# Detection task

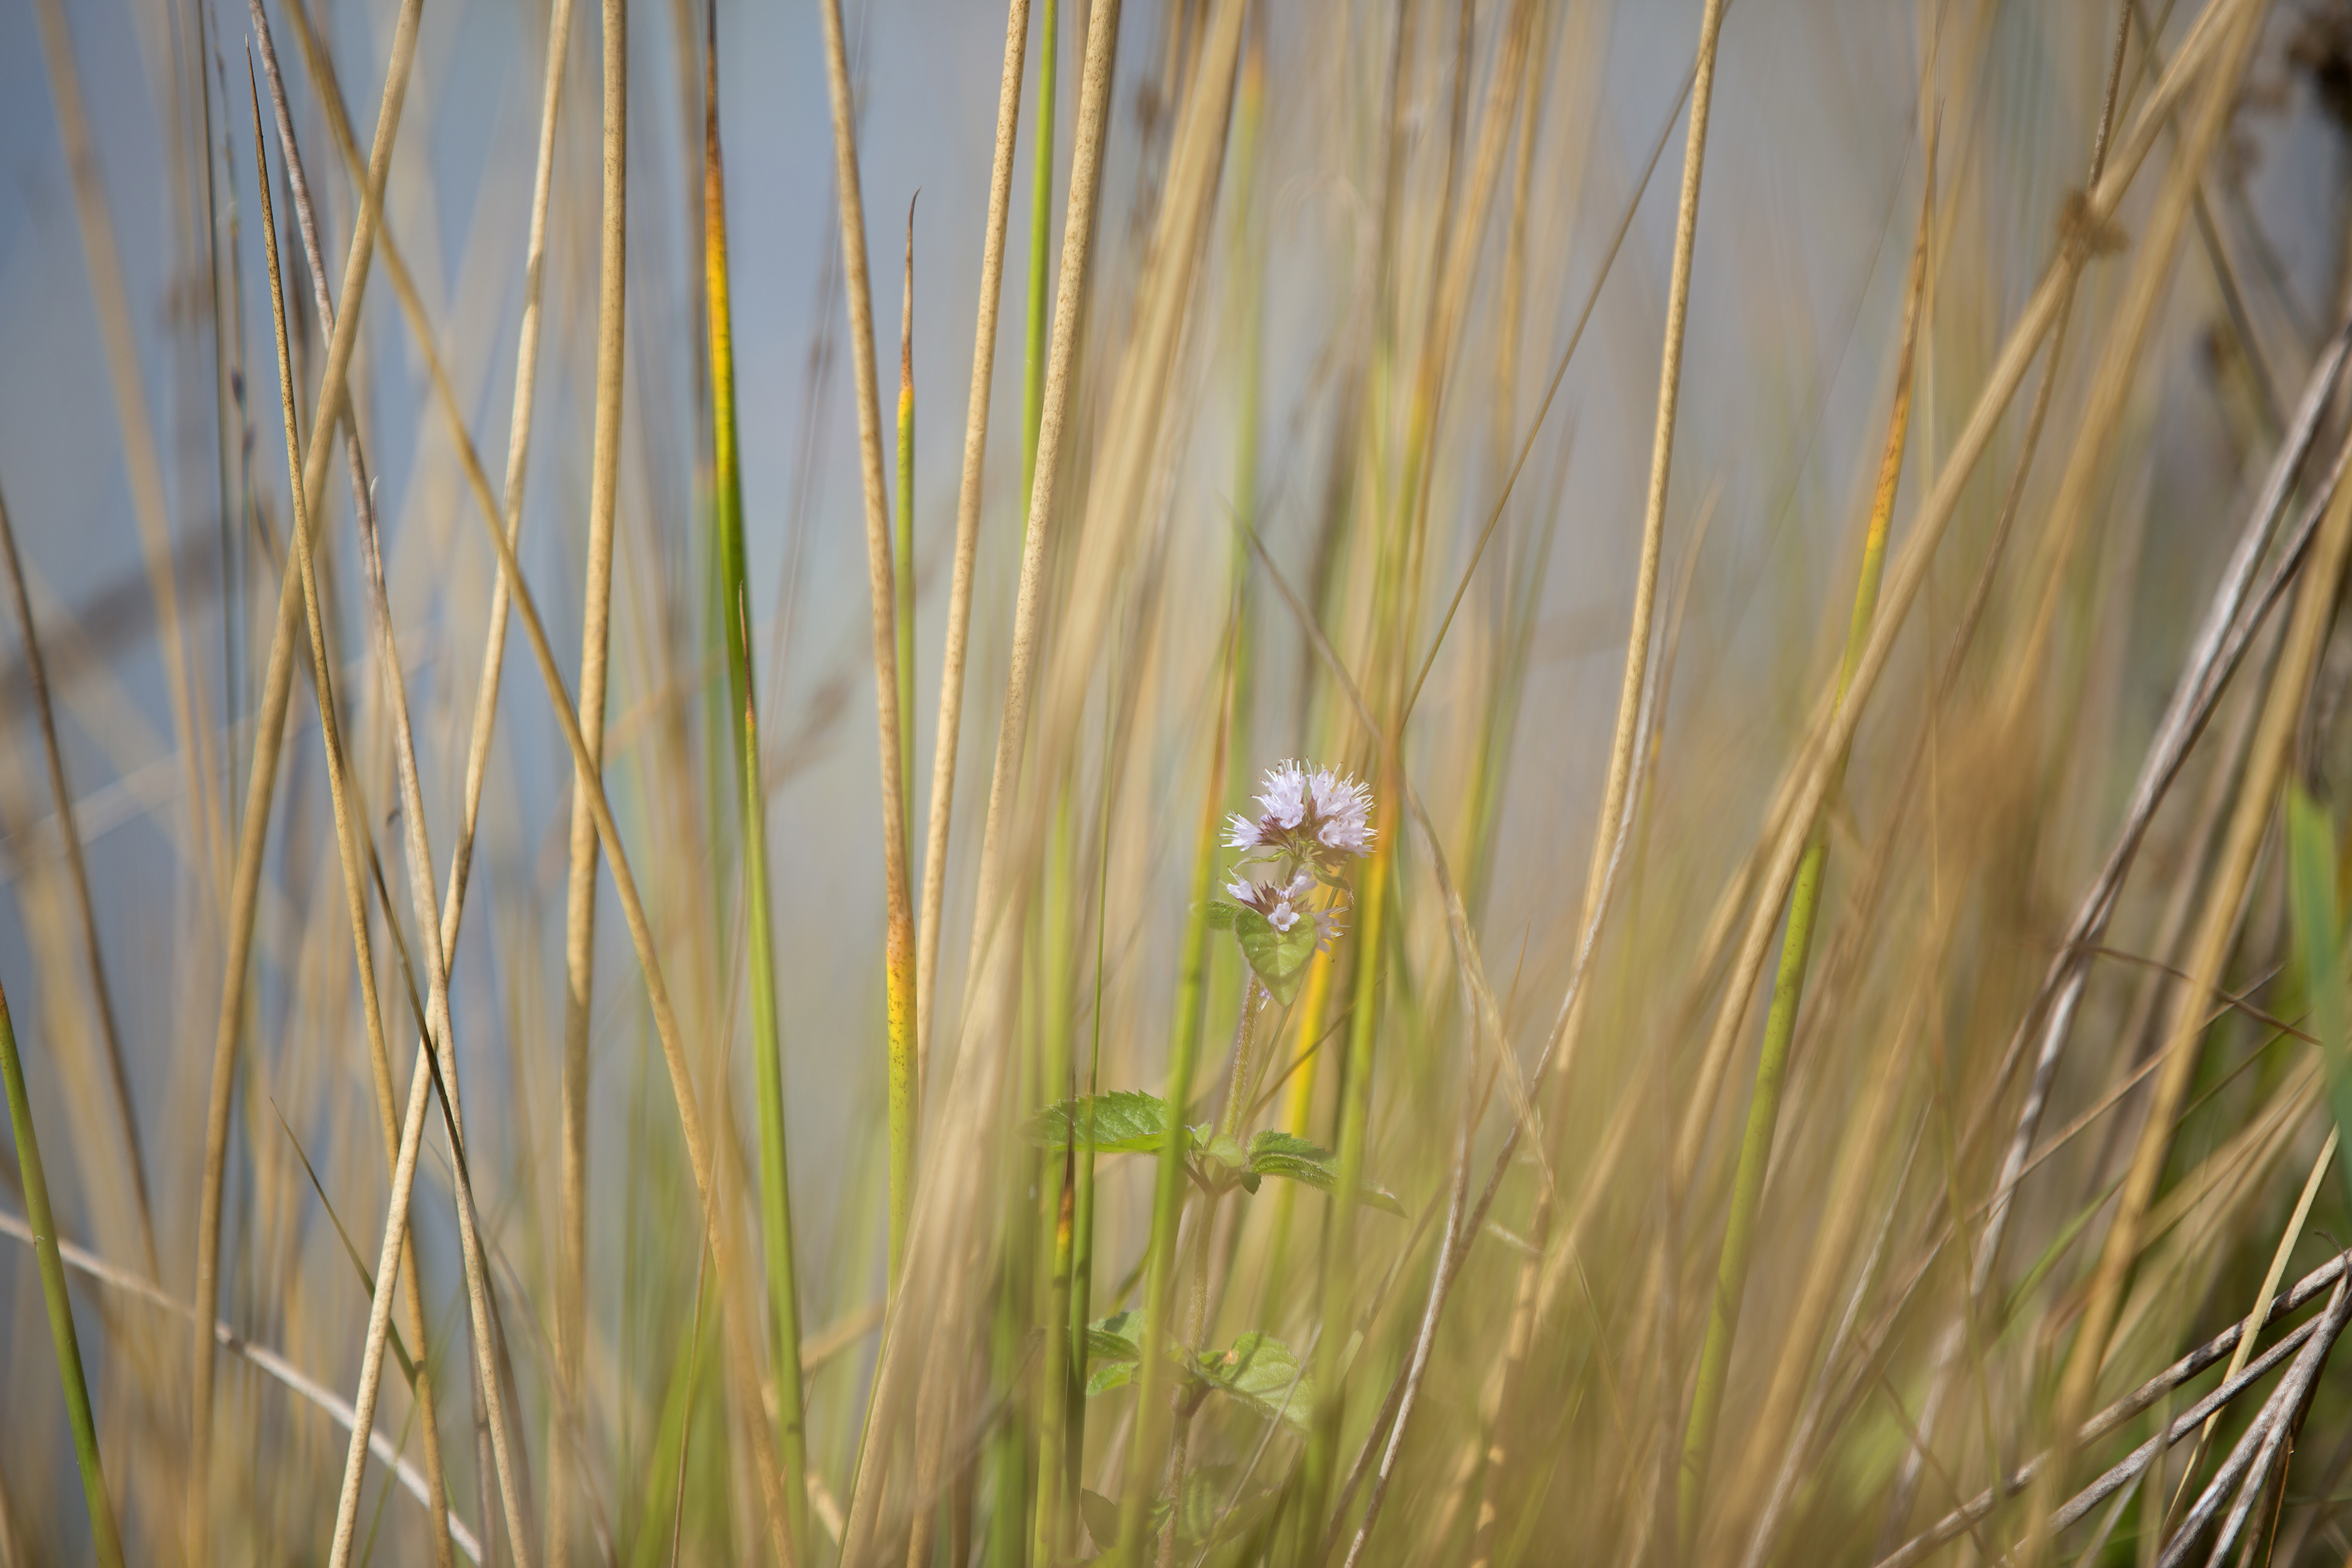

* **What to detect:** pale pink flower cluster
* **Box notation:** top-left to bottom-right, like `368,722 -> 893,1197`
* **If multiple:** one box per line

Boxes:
1221,761 -> 1374,951
1225,868 -> 1322,935
1225,761 -> 1376,860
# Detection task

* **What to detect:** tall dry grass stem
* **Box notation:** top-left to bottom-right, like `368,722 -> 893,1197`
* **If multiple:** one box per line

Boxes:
191,0 -> 421,1547
813,0 -> 920,1289
1667,0 -> 2242,1247
553,0 -> 628,1554
390,139 -> 801,1566
2025,1 -> 2280,1547
234,71 -> 534,1562
838,0 -> 1121,1556
241,25 -> 460,1559
913,0 -> 1035,1082
1678,143 -> 1931,1531
271,0 -> 568,947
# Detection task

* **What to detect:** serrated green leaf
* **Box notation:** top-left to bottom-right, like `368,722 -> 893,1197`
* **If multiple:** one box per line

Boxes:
1020,1091 -> 1181,1154
1234,907 -> 1319,1004
1205,899 -> 1241,930
1244,1130 -> 1406,1215
1191,1331 -> 1313,1431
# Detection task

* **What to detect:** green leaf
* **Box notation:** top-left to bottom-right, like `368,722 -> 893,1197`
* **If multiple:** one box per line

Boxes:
1085,1310 -> 1144,1364
1079,1489 -> 1122,1554
1087,1358 -> 1138,1397
1244,1130 -> 1405,1215
1077,1469 -> 1272,1557
1083,1311 -> 1148,1395
1191,1331 -> 1313,1431
1204,899 -> 1241,931
1020,1091 -> 1181,1154
2286,785 -> 2352,1207
1234,908 -> 1319,1004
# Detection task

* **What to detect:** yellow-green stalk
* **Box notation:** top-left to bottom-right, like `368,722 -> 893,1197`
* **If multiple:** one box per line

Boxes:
1298,788 -> 1394,1557
1114,665 -> 1235,1565
893,201 -> 921,1283
896,199 -> 918,850
703,21 -> 809,1551
1020,794 -> 1078,1562
1062,770 -> 1110,1559
1678,172 -> 1929,1532
0,979 -> 124,1568
1264,947 -> 1334,1277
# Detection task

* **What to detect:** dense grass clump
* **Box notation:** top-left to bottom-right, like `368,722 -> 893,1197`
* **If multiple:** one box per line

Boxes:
19,0 -> 2352,1563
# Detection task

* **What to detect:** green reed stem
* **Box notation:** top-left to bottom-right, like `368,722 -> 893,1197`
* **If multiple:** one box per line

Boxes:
896,200 -> 919,850
1020,0 -> 1057,509
1678,169 -> 1928,1533
1298,796 -> 1392,1559
891,205 -> 922,1288
1019,796 -> 1078,1563
1065,796 -> 1108,1557
1115,691 -> 1233,1564
989,1238 -> 1030,1566
1035,1144 -> 1076,1565
0,981 -> 125,1568
704,32 -> 808,1553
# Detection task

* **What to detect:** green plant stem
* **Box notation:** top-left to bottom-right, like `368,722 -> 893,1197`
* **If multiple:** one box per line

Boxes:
896,199 -> 919,856
1035,1147 -> 1075,1566
704,18 -> 809,1552
1024,796 -> 1079,1562
1115,731 -> 1233,1565
1063,782 -> 1109,1559
1170,630 -> 1241,1152
0,982 -> 124,1567
1300,798 -> 1393,1558
892,202 -> 921,1289
989,1237 -> 1030,1566
1678,156 -> 1926,1531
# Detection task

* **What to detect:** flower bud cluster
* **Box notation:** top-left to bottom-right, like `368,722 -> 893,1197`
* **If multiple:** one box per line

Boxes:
1220,761 -> 1375,952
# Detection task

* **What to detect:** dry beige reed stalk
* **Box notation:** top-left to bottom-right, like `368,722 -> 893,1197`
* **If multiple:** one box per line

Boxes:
915,0 -> 1035,1089
837,0 -> 1124,1558
552,0 -> 625,1554
191,0 -> 423,1549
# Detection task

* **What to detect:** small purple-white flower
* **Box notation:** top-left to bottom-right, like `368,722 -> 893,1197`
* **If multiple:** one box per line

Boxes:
1225,760 -> 1377,867
1308,766 -> 1375,855
1225,869 -> 1316,932
1225,869 -> 1342,950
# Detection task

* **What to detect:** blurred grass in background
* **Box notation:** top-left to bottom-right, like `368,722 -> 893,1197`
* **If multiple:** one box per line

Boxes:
11,0 -> 2352,1563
